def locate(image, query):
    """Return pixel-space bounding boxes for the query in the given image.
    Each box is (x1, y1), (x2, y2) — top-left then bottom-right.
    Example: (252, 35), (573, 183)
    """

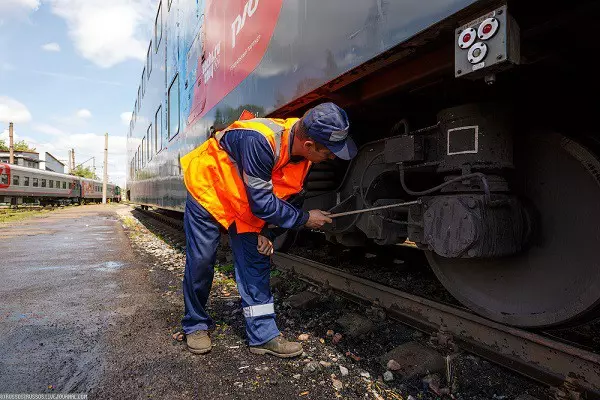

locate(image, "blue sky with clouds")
(0, 0), (157, 187)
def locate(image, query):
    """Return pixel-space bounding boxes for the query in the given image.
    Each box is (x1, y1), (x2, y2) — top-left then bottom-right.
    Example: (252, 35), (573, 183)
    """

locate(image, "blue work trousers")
(181, 194), (280, 346)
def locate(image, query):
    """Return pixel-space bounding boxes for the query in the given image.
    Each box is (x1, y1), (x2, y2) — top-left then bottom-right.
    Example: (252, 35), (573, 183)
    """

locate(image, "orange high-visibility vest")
(180, 118), (311, 233)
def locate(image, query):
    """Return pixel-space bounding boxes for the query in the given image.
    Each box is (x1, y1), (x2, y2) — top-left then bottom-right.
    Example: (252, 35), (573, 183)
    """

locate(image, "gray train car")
(0, 163), (120, 205)
(126, 0), (600, 328)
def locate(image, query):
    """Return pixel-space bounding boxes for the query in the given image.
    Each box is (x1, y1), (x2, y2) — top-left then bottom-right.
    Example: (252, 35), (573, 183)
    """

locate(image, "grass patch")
(270, 269), (282, 278)
(215, 263), (235, 273)
(0, 208), (51, 224)
(121, 216), (138, 229)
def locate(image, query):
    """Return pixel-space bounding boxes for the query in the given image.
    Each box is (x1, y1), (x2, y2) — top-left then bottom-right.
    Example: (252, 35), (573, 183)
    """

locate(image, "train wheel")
(426, 132), (600, 328)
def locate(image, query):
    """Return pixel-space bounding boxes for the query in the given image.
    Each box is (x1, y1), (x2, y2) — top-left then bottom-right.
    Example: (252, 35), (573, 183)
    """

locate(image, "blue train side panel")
(127, 0), (478, 210)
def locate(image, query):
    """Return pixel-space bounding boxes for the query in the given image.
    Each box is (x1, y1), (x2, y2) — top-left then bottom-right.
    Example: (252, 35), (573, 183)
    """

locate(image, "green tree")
(0, 139), (8, 152)
(70, 165), (98, 179)
(13, 140), (36, 152)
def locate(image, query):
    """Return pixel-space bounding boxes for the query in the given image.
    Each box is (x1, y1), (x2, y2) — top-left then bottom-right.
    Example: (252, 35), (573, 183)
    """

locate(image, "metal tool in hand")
(327, 200), (421, 219)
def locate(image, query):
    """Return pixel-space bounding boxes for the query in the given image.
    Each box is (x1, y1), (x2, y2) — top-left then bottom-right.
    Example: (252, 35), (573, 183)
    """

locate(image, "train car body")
(127, 0), (481, 208)
(127, 0), (600, 328)
(0, 163), (120, 205)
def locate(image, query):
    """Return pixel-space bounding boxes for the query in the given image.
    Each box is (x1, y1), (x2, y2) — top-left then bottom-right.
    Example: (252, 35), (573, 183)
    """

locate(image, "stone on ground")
(335, 312), (374, 337)
(285, 291), (320, 309)
(380, 341), (445, 379)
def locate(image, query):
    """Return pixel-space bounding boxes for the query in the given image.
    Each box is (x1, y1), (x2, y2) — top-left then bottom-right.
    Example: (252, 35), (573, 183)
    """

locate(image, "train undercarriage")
(281, 1), (600, 328)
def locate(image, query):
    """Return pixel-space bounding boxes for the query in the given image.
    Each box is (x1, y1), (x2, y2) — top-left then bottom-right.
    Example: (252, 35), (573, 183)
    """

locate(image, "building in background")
(0, 151), (65, 173)
(0, 151), (40, 168)
(39, 152), (65, 173)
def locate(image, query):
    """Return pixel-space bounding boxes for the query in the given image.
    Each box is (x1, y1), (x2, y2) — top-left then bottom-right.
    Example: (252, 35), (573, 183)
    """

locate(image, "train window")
(33, 178), (39, 187)
(63, 181), (66, 189)
(13, 175), (19, 186)
(142, 137), (146, 166)
(155, 105), (162, 152)
(69, 182), (73, 190)
(168, 74), (180, 140)
(0, 172), (8, 185)
(147, 41), (152, 78)
(141, 69), (146, 97)
(49, 180), (54, 188)
(147, 124), (153, 161)
(155, 1), (162, 52)
(24, 177), (29, 186)
(41, 179), (47, 188)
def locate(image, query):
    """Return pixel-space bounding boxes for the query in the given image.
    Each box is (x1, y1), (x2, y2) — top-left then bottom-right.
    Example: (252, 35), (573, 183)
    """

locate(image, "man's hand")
(305, 210), (333, 229)
(257, 235), (274, 256)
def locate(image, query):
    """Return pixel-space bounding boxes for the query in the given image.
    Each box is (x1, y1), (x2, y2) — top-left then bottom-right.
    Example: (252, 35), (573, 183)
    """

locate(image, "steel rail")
(272, 252), (600, 398)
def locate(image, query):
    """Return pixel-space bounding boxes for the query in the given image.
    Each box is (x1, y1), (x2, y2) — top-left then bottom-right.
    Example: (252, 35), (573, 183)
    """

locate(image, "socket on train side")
(455, 5), (520, 80)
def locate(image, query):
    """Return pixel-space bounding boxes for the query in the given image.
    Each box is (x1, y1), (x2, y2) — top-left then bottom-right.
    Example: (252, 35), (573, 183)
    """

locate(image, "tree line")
(0, 139), (36, 152)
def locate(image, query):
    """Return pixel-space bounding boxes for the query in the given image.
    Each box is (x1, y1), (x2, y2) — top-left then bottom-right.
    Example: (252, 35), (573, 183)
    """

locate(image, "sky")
(0, 0), (157, 187)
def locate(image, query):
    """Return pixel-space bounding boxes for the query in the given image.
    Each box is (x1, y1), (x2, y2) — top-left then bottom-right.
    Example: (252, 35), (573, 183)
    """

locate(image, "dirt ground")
(0, 204), (548, 399)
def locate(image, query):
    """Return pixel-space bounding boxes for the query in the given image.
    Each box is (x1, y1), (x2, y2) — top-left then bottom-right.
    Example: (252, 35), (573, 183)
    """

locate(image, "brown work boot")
(249, 335), (303, 358)
(186, 330), (212, 354)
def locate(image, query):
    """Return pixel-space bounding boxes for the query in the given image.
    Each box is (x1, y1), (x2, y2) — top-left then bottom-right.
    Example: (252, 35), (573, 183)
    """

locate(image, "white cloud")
(48, 0), (154, 68)
(120, 112), (132, 126)
(1, 127), (128, 187)
(76, 109), (92, 119)
(0, 0), (40, 22)
(1, 62), (15, 71)
(33, 123), (65, 136)
(0, 96), (32, 123)
(42, 42), (61, 52)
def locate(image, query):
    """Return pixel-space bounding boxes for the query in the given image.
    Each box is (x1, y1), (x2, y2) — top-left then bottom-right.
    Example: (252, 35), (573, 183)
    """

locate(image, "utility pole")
(102, 133), (108, 204)
(71, 148), (75, 172)
(92, 157), (96, 179)
(67, 150), (72, 173)
(8, 122), (14, 164)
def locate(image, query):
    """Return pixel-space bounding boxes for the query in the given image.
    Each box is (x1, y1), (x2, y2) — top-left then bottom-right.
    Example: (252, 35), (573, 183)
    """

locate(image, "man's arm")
(234, 133), (309, 229)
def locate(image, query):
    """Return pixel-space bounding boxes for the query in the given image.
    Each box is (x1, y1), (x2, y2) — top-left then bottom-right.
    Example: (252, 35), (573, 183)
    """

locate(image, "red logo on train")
(0, 163), (11, 189)
(188, 0), (284, 125)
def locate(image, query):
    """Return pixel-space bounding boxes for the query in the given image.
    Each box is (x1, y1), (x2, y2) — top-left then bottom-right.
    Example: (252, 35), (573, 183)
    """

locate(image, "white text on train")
(231, 0), (259, 49)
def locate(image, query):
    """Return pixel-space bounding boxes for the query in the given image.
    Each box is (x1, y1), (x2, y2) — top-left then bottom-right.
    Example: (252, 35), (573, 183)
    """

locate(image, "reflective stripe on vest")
(215, 118), (284, 161)
(243, 171), (273, 190)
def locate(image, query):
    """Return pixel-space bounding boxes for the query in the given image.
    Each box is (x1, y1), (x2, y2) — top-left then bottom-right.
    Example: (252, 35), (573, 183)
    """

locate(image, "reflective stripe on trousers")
(229, 223), (280, 345)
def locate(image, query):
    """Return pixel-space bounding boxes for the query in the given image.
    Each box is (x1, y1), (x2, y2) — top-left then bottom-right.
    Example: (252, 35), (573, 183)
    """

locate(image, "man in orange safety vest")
(180, 102), (357, 357)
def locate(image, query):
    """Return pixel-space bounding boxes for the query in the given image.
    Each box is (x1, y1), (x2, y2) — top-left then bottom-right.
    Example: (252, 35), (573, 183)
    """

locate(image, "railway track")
(134, 206), (600, 399)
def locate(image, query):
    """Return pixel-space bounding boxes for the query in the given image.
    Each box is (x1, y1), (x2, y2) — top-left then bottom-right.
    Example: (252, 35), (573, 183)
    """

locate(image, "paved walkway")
(0, 205), (131, 394)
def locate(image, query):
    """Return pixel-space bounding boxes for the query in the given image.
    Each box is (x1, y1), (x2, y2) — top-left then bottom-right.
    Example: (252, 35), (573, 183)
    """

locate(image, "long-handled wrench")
(327, 200), (420, 219)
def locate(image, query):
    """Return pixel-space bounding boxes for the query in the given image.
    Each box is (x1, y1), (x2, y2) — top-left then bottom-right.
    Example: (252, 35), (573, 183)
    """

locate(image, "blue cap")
(301, 102), (357, 160)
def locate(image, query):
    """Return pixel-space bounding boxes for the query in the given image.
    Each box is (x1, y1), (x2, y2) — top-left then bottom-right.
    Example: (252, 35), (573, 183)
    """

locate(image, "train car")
(0, 163), (81, 205)
(0, 163), (121, 205)
(126, 0), (600, 328)
(79, 177), (119, 203)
